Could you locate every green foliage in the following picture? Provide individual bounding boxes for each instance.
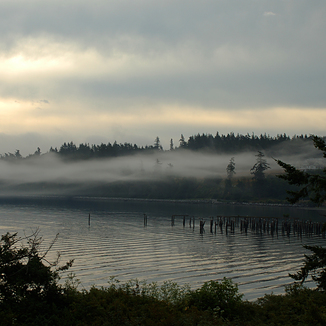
[250,151,270,181]
[0,230,74,325]
[276,135,326,205]
[54,279,219,326]
[226,157,236,180]
[256,285,326,325]
[276,136,326,295]
[64,272,81,294]
[107,277,191,305]
[289,245,326,291]
[187,278,243,319]
[0,230,72,305]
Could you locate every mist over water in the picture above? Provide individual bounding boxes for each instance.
[0,143,323,195]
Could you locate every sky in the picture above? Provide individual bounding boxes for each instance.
[0,0,325,155]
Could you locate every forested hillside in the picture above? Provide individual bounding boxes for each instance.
[0,132,323,204]
[0,132,317,161]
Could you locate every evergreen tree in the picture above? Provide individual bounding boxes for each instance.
[277,136,326,290]
[224,157,236,199]
[15,150,22,159]
[154,136,162,150]
[250,151,270,181]
[170,138,174,151]
[34,147,41,156]
[276,136,326,205]
[226,157,236,179]
[179,134,186,148]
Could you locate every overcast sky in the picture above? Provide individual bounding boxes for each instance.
[0,0,325,155]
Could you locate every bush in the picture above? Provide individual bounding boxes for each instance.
[186,278,243,319]
[0,230,73,324]
[256,285,326,325]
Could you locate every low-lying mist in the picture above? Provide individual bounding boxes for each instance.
[0,143,323,189]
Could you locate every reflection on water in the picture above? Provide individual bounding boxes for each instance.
[0,196,325,301]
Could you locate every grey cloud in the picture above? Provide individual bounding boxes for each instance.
[1,1,325,50]
[0,0,325,110]
[13,63,324,110]
[1,62,325,110]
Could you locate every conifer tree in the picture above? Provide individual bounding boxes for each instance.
[226,157,236,179]
[276,136,326,290]
[250,151,270,181]
[276,136,326,204]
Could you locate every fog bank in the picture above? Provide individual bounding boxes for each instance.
[0,145,323,188]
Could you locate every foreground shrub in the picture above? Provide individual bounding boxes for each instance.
[256,284,326,325]
[0,230,73,304]
[186,278,244,319]
[106,277,192,305]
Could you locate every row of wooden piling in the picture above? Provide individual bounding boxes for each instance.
[88,211,323,237]
[167,214,325,237]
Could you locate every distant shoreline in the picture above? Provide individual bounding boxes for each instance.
[73,195,321,208]
[0,194,324,211]
[1,194,321,210]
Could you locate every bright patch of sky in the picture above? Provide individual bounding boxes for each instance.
[0,0,325,154]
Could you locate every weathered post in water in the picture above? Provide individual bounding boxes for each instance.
[200,219,205,234]
[88,213,91,226]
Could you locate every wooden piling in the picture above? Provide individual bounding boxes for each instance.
[153,214,323,239]
[200,219,205,233]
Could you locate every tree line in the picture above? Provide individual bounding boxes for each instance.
[0,132,316,161]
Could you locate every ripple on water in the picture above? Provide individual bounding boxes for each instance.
[0,199,325,300]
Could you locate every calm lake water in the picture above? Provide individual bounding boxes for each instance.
[0,196,325,301]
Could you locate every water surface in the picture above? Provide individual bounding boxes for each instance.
[0,196,325,301]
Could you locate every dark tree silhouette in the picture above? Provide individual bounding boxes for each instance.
[170,139,174,151]
[154,137,162,150]
[0,230,73,304]
[179,134,186,148]
[15,150,22,159]
[276,136,326,205]
[226,157,236,180]
[0,132,317,161]
[276,136,326,290]
[289,245,326,291]
[250,151,270,181]
[34,147,41,156]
